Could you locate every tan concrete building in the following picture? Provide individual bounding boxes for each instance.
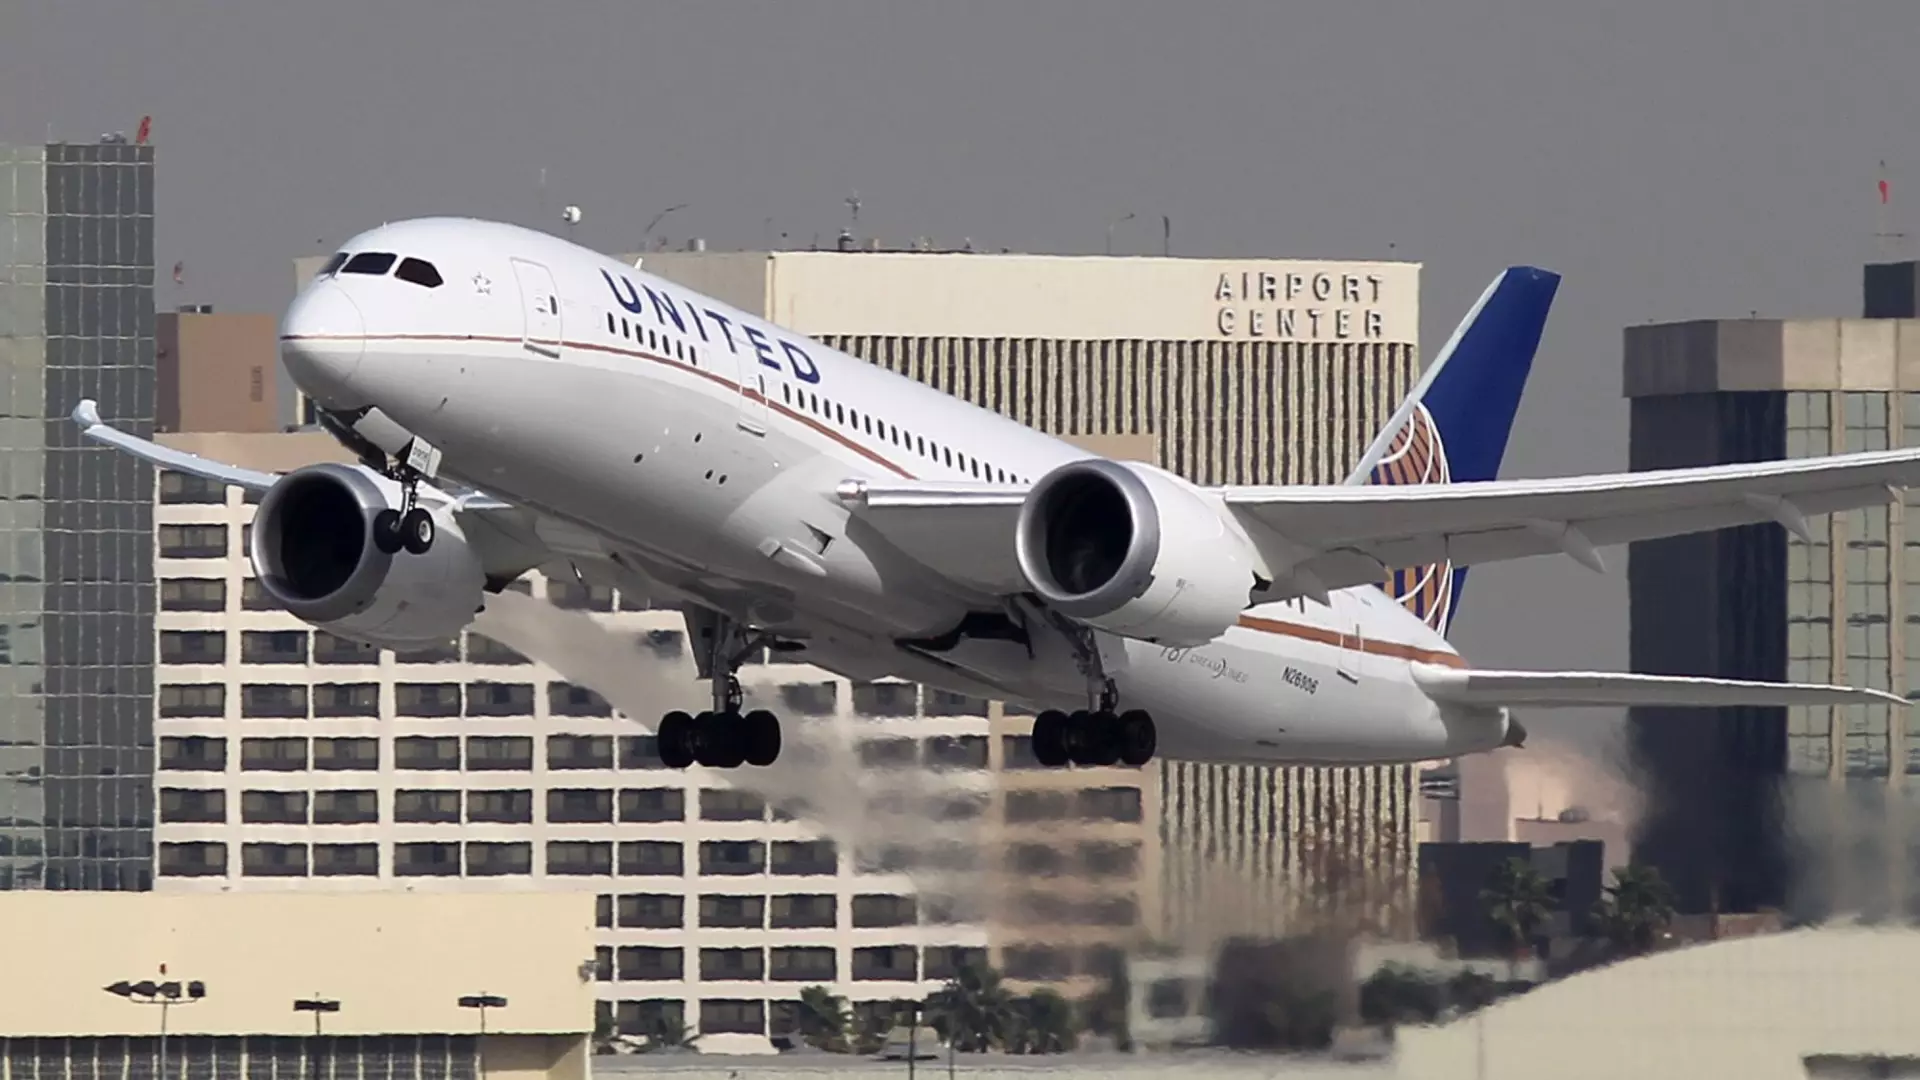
[158,307,281,433]
[0,891,592,1080]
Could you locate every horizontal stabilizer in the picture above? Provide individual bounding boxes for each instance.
[1410,664,1908,709]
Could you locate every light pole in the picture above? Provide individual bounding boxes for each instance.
[293,996,341,1080]
[458,995,508,1080]
[104,976,206,1080]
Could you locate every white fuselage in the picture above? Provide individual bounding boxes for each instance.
[282,219,1497,767]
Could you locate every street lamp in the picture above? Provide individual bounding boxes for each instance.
[457,994,508,1035]
[293,997,341,1080]
[104,976,206,1080]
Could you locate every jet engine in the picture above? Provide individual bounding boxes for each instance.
[1014,458,1262,647]
[248,463,486,651]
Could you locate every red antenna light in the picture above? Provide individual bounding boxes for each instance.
[136,116,152,145]
[1881,179,1891,205]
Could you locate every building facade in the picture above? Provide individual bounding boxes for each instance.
[0,139,157,891]
[157,306,280,433]
[1625,262,1920,915]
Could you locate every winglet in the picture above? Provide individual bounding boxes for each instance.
[72,398,103,428]
[68,398,281,493]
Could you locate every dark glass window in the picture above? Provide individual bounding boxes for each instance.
[395,257,443,288]
[341,252,397,275]
[317,252,349,277]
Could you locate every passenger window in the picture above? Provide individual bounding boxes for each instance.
[606,313,616,333]
[342,252,398,276]
[395,257,443,288]
[836,404,846,426]
[317,252,349,278]
[783,385,792,404]
[944,448,953,468]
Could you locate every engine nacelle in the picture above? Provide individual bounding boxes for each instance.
[248,463,486,651]
[1014,458,1262,647]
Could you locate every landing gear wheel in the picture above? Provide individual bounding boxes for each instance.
[657,711,695,769]
[693,711,748,769]
[1117,709,1157,767]
[1076,710,1122,768]
[1032,710,1071,767]
[400,507,435,554]
[742,709,781,767]
[372,509,404,554]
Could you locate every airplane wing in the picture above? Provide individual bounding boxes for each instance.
[839,446,1920,600]
[1409,664,1907,709]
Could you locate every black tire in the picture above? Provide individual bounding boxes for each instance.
[372,509,404,554]
[1032,710,1071,767]
[401,507,435,554]
[1118,709,1157,767]
[694,711,747,769]
[1081,710,1122,768]
[657,711,695,769]
[742,709,782,767]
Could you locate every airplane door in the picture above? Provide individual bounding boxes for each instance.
[735,351,770,437]
[510,258,563,358]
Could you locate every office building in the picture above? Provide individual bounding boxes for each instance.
[0,139,157,890]
[157,306,280,433]
[1625,259,1920,915]
[0,891,592,1080]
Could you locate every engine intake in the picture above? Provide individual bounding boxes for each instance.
[249,463,485,650]
[1014,458,1261,647]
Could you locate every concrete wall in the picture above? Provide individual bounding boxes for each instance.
[1624,317,1920,397]
[158,311,281,433]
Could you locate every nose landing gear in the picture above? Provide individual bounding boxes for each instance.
[372,438,441,556]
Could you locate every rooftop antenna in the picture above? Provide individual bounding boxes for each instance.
[845,192,862,243]
[1161,214,1171,257]
[642,203,688,250]
[1876,160,1907,257]
[1105,211,1136,256]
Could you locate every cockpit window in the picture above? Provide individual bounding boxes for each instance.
[341,252,398,276]
[317,252,349,278]
[395,257,444,289]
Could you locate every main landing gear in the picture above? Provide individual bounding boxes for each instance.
[1030,618,1159,768]
[657,615,784,770]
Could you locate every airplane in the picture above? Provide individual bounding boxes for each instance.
[77,217,1916,773]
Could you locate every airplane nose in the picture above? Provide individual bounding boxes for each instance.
[280,280,366,405]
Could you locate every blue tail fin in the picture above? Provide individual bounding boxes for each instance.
[1350,265,1561,635]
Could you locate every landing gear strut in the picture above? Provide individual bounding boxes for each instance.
[657,613,783,770]
[1030,618,1158,769]
[372,441,437,556]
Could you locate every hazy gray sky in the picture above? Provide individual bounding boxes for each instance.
[6,0,1919,708]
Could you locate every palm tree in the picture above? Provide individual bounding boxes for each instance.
[1481,857,1554,960]
[793,985,853,1052]
[926,961,1014,1052]
[590,1005,617,1055]
[1006,990,1077,1054]
[1592,863,1677,956]
[1078,956,1132,1049]
[635,1014,699,1054]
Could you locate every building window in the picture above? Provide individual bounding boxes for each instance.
[240,737,307,771]
[619,840,684,876]
[778,682,838,716]
[158,683,224,719]
[158,524,227,559]
[395,683,461,718]
[467,789,533,824]
[925,689,990,717]
[394,640,460,665]
[313,683,379,717]
[240,684,308,719]
[1077,786,1143,822]
[160,630,225,664]
[313,631,381,665]
[700,841,766,876]
[394,842,460,877]
[241,578,279,610]
[699,999,764,1036]
[923,735,989,770]
[852,946,917,982]
[619,787,685,823]
[160,577,226,611]
[1001,735,1043,770]
[466,681,535,717]
[1004,790,1070,823]
[395,735,460,770]
[241,843,308,878]
[466,841,533,876]
[619,735,666,769]
[852,681,916,718]
[160,735,226,771]
[546,580,614,611]
[770,840,837,876]
[1005,843,1066,876]
[616,894,684,929]
[159,842,227,877]
[621,947,686,982]
[699,789,765,822]
[313,843,379,877]
[851,893,916,928]
[548,840,614,876]
[312,789,378,825]
[924,946,987,981]
[1002,945,1072,980]
[159,787,225,824]
[549,734,614,769]
[548,788,614,824]
[467,735,534,771]
[242,790,309,825]
[548,682,613,718]
[699,948,764,982]
[240,630,308,665]
[769,893,836,929]
[466,633,530,665]
[857,737,917,769]
[394,789,461,824]
[1080,841,1141,877]
[698,895,765,929]
[159,470,225,504]
[313,736,379,770]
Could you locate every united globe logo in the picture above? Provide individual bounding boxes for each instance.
[1368,403,1455,633]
